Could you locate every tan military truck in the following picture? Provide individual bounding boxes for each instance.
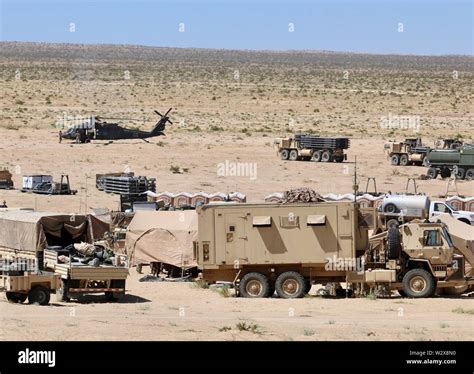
[195,202,368,298]
[0,209,128,302]
[360,222,473,298]
[194,202,473,298]
[384,138,430,166]
[274,134,350,162]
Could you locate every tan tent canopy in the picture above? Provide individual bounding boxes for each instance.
[0,209,109,253]
[125,211,198,269]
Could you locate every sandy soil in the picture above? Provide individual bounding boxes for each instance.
[0,43,472,341]
[0,271,473,341]
[0,130,472,213]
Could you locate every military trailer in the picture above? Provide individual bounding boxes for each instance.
[1,270,61,305]
[426,145,474,180]
[0,209,128,303]
[274,134,350,162]
[195,202,473,298]
[384,138,430,166]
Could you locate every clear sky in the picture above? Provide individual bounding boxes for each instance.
[0,0,472,55]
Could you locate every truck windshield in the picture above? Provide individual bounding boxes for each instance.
[441,227,454,248]
[444,202,457,212]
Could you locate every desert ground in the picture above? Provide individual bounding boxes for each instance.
[0,42,472,341]
[1,271,473,341]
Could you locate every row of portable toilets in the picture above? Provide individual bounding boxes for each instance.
[264,192,474,212]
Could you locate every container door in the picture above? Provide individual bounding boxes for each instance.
[224,213,247,265]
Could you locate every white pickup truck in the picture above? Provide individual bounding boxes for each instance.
[379,195,474,228]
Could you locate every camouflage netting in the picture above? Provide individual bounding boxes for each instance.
[282,188,325,204]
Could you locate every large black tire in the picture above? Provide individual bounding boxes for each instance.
[56,279,70,302]
[386,219,400,230]
[105,280,126,301]
[387,227,401,260]
[334,155,344,163]
[311,151,322,162]
[399,154,409,166]
[321,150,332,162]
[427,167,438,179]
[465,169,474,181]
[391,154,400,166]
[6,292,27,303]
[384,203,399,214]
[402,269,436,298]
[280,149,290,160]
[289,150,299,161]
[455,167,465,180]
[239,272,270,298]
[275,271,306,299]
[440,167,451,179]
[28,285,51,305]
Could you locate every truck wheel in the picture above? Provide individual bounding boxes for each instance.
[427,167,438,179]
[386,219,399,229]
[440,168,451,179]
[6,292,27,303]
[275,271,306,299]
[56,279,70,302]
[391,154,400,166]
[311,151,322,162]
[334,155,344,163]
[239,272,270,298]
[464,169,474,181]
[321,150,332,162]
[456,167,466,179]
[280,149,290,160]
[384,203,399,214]
[399,154,409,166]
[387,227,401,260]
[105,280,126,301]
[402,269,436,298]
[28,285,51,305]
[289,150,298,161]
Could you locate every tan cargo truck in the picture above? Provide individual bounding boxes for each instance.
[195,202,473,298]
[0,209,129,303]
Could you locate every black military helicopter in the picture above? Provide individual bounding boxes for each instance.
[61,108,173,143]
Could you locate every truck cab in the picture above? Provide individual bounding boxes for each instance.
[430,201,474,225]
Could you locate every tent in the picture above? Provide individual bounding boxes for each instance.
[125,210,198,268]
[0,209,109,253]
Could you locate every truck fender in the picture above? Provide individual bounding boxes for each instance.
[406,259,436,277]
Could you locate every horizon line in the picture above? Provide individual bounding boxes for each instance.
[1,40,472,58]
